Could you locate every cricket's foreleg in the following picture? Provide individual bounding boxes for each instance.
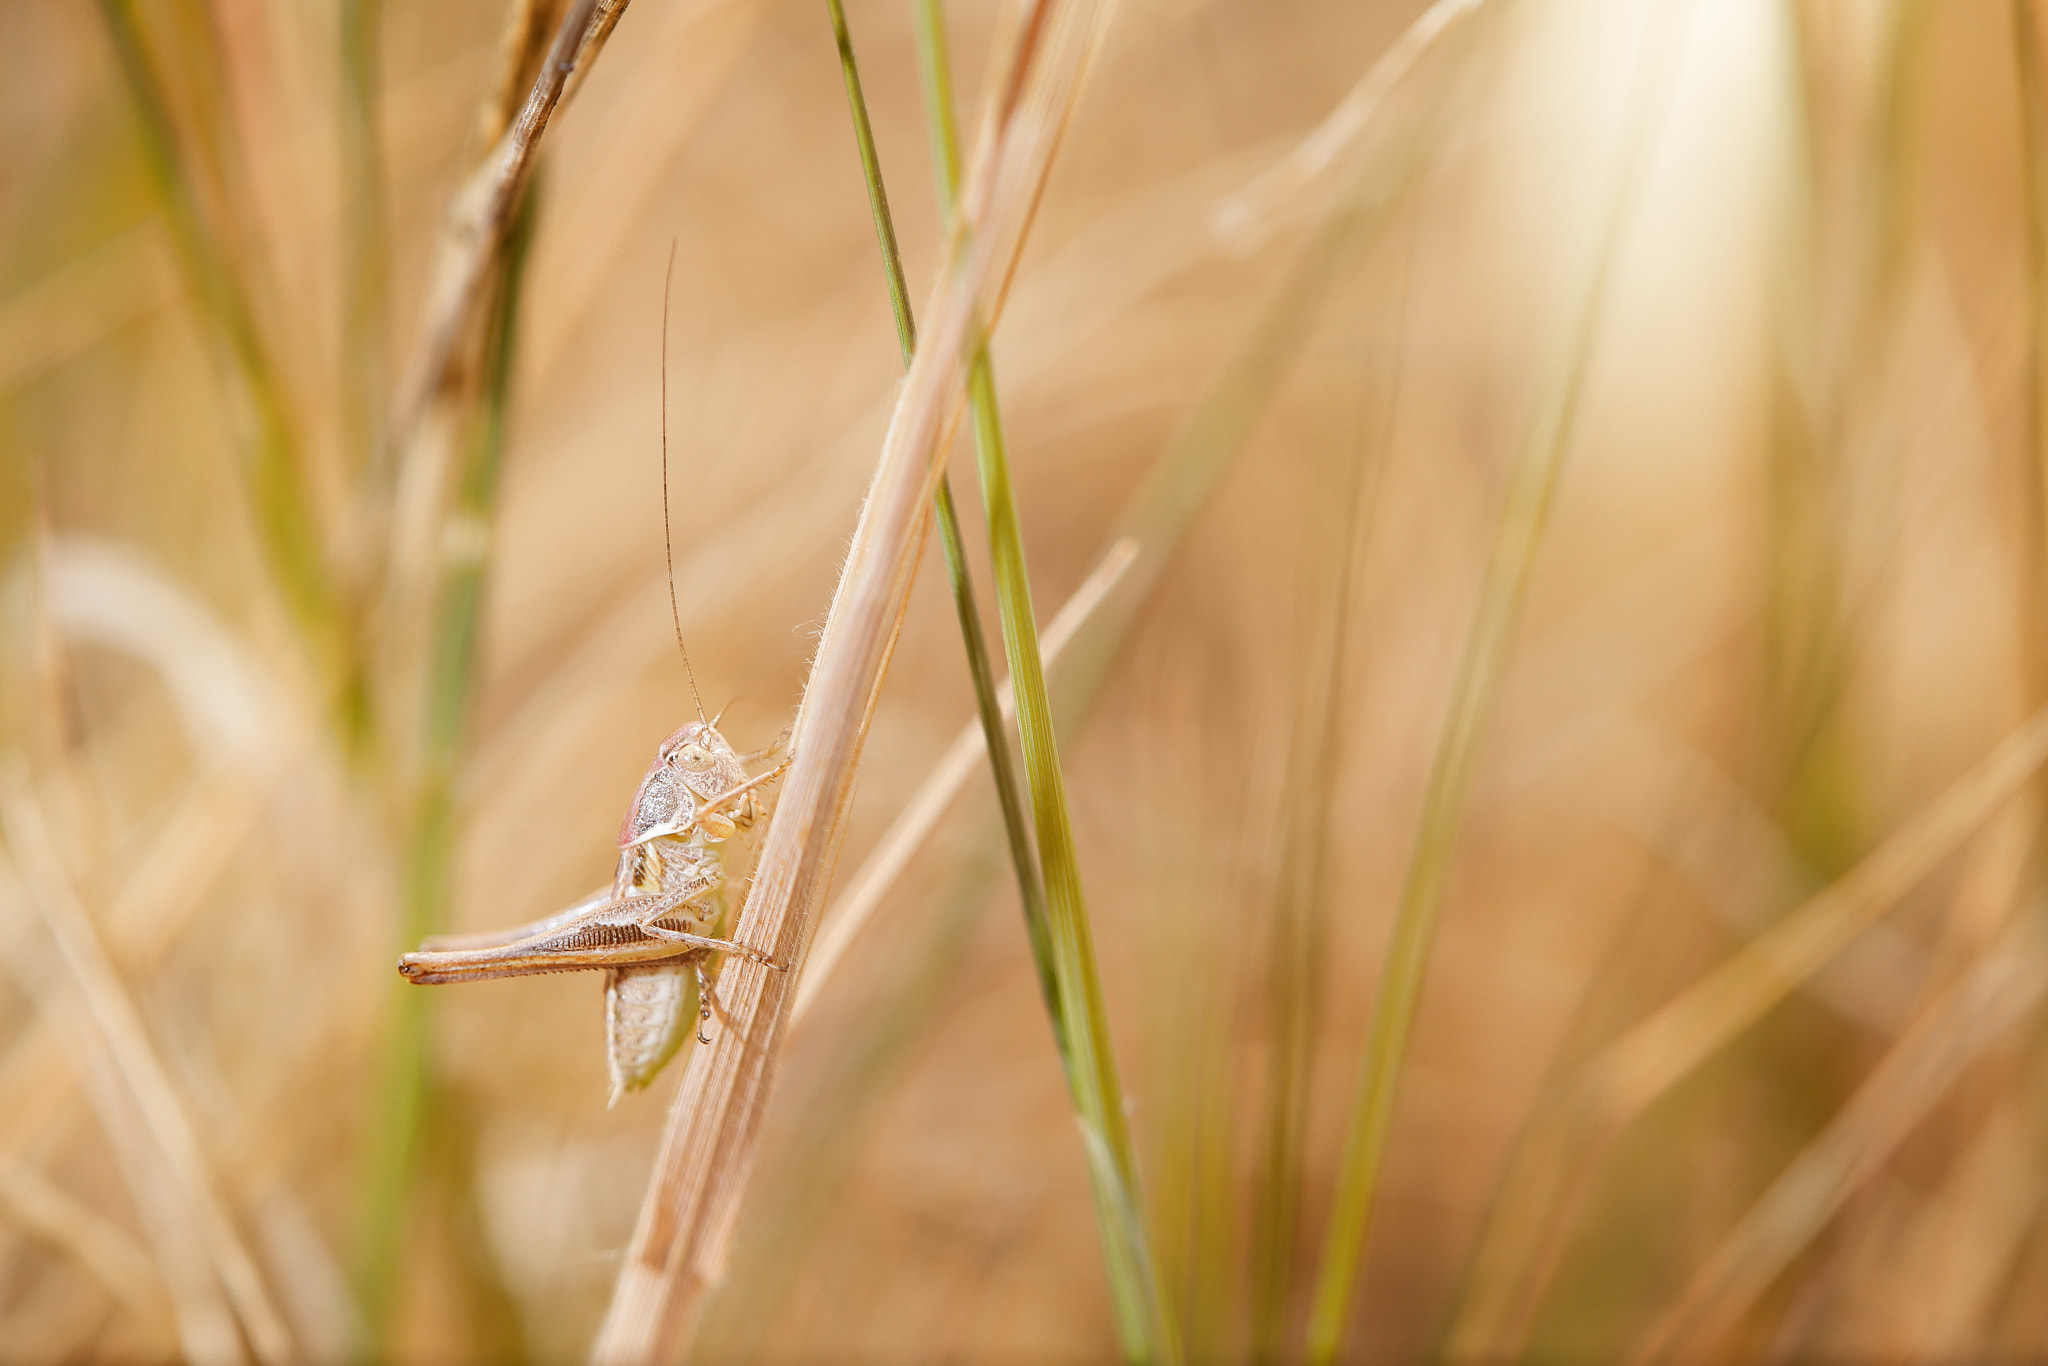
[694,757,794,827]
[736,727,791,768]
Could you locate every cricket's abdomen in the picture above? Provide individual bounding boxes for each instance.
[602,828,757,1097]
[606,962,699,1102]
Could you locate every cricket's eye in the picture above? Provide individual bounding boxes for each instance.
[679,744,712,770]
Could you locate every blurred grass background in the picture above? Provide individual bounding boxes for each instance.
[2,0,2045,1361]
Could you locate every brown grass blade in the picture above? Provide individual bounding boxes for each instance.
[388,0,603,459]
[0,231,174,393]
[1627,915,2048,1364]
[526,0,773,390]
[0,1154,165,1318]
[1210,0,1487,250]
[0,858,239,1364]
[588,3,1099,1357]
[0,778,294,1365]
[1448,699,2048,1359]
[0,539,302,1160]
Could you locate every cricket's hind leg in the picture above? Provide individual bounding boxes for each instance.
[615,885,778,966]
[639,917,781,967]
[417,886,610,952]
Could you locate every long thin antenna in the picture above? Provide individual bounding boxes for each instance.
[661,241,706,724]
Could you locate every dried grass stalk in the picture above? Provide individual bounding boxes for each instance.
[1449,699,2048,1360]
[389,0,605,459]
[1210,0,1487,249]
[0,776,294,1365]
[0,1154,163,1318]
[1628,915,2048,1364]
[590,3,1095,1358]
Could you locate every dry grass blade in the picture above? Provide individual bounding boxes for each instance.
[93,0,336,657]
[0,773,295,1366]
[1448,700,2048,1359]
[0,539,294,1166]
[339,0,388,498]
[0,232,174,394]
[0,768,267,1167]
[589,3,1094,1357]
[1627,915,2048,1364]
[1210,0,1487,249]
[826,0,1051,1028]
[2017,0,2048,691]
[0,1154,164,1317]
[1303,6,1690,1357]
[794,537,1137,1024]
[389,0,603,455]
[1584,705,2048,1129]
[1,853,241,1366]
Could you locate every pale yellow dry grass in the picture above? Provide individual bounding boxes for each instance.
[2,0,2044,1362]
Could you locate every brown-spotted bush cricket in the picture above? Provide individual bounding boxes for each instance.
[397,249,791,1103]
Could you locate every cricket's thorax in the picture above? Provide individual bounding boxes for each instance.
[604,736,770,1102]
[617,720,755,847]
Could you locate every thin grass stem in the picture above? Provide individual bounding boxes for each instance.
[352,182,539,1352]
[93,0,344,701]
[1301,8,1688,1358]
[389,0,600,463]
[339,0,388,499]
[1250,229,1411,1365]
[913,2,1169,1358]
[2015,0,2048,705]
[1626,915,2048,1365]
[824,0,1054,1022]
[591,10,1096,1356]
[0,774,295,1365]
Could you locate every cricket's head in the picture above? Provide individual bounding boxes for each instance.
[617,720,748,847]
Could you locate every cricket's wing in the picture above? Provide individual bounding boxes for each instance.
[415,886,612,954]
[398,894,704,984]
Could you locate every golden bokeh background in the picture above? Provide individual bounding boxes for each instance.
[1,0,2040,1360]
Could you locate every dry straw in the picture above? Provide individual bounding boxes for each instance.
[591,3,1099,1357]
[1449,699,2048,1359]
[0,776,292,1366]
[1628,912,2048,1364]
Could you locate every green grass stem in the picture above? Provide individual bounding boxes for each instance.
[705,118,1418,1350]
[94,1,342,681]
[912,4,1172,1359]
[824,0,1057,1028]
[352,181,538,1354]
[339,0,388,497]
[1301,14,1684,1361]
[1249,247,1409,1364]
